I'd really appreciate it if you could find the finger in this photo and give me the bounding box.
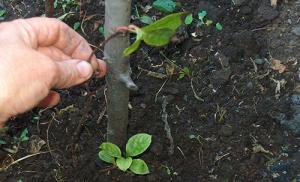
[17,18,97,66]
[37,91,60,107]
[37,46,71,61]
[96,59,107,78]
[53,59,93,88]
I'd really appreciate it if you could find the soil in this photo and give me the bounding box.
[0,0,300,181]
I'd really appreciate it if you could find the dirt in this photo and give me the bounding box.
[0,0,300,181]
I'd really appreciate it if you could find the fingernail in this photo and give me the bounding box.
[76,61,92,78]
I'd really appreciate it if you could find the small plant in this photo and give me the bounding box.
[99,133,152,175]
[184,10,223,31]
[0,8,6,20]
[178,66,190,80]
[153,0,177,13]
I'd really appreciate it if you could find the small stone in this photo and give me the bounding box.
[140,103,147,109]
[27,135,46,154]
[254,58,265,65]
[288,19,292,24]
[219,125,233,137]
[246,82,254,89]
[292,25,300,36]
[291,95,300,105]
[157,67,165,74]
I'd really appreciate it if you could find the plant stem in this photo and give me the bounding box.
[45,0,54,17]
[104,0,136,147]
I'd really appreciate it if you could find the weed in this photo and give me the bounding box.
[99,133,152,175]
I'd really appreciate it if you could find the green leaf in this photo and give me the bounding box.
[129,159,150,175]
[98,150,115,164]
[98,26,105,35]
[143,28,175,46]
[216,23,223,31]
[116,157,132,172]
[142,12,187,33]
[0,139,6,145]
[0,9,6,17]
[184,14,193,25]
[198,10,207,20]
[54,0,58,8]
[126,133,152,157]
[153,0,176,13]
[57,12,75,21]
[20,128,29,142]
[123,29,143,56]
[73,22,80,30]
[205,19,213,26]
[139,15,154,25]
[99,142,122,158]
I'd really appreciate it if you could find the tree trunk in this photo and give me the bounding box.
[104,0,137,147]
[45,0,54,17]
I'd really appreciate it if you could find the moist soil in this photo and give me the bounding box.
[0,0,300,181]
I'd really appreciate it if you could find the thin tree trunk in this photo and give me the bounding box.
[104,0,137,147]
[45,0,54,17]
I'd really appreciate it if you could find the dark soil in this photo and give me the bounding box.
[0,0,300,181]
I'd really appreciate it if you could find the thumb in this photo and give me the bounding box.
[53,59,93,88]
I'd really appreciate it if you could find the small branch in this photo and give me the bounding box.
[0,151,52,171]
[161,96,174,155]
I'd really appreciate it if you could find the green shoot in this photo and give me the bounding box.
[99,133,152,175]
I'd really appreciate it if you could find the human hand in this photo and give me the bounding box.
[0,17,106,127]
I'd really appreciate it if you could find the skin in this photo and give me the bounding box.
[0,17,107,127]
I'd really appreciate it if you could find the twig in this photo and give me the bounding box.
[0,151,52,171]
[190,78,204,102]
[177,146,186,159]
[162,96,174,155]
[155,79,168,102]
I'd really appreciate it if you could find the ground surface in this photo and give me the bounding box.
[0,0,300,181]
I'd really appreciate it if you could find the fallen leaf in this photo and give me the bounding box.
[270,0,277,7]
[270,59,286,73]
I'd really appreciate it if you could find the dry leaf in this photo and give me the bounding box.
[166,64,175,77]
[270,0,277,7]
[270,59,286,73]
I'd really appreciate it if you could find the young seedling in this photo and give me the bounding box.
[184,10,223,31]
[99,133,152,175]
[0,8,6,20]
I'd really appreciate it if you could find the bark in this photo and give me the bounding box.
[45,0,54,17]
[104,0,137,147]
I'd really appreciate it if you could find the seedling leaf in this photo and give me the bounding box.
[123,29,143,56]
[140,15,153,25]
[153,0,176,13]
[20,128,29,142]
[0,9,6,17]
[99,150,115,164]
[198,10,207,20]
[98,26,105,35]
[116,157,132,172]
[126,133,151,157]
[129,159,150,175]
[57,12,75,21]
[73,22,80,30]
[0,140,6,145]
[216,23,223,31]
[184,14,193,25]
[143,28,175,46]
[99,142,122,158]
[142,12,187,33]
[205,19,213,26]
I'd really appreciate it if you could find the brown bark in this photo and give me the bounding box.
[104,0,137,147]
[45,0,54,17]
